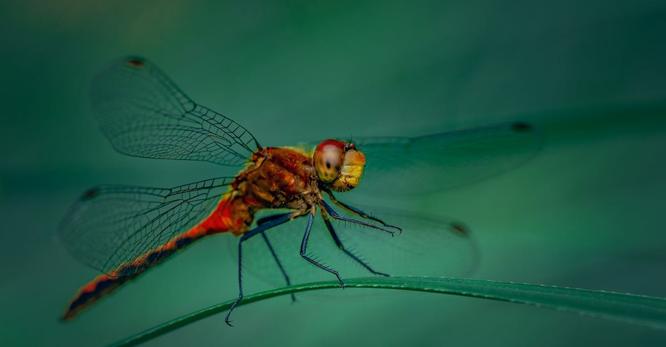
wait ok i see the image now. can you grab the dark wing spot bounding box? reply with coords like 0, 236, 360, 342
81, 188, 99, 200
126, 57, 145, 68
450, 223, 470, 236
511, 121, 532, 132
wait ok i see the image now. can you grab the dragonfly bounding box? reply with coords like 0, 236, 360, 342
59, 56, 541, 325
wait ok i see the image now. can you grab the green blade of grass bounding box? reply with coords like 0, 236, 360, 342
110, 276, 666, 346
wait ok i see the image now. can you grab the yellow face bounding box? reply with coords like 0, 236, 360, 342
313, 139, 366, 192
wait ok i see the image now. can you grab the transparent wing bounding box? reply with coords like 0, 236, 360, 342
58, 177, 232, 276
91, 56, 259, 166
349, 121, 541, 195
235, 206, 478, 288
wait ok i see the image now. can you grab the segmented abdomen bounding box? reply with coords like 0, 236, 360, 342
61, 194, 253, 320
62, 224, 209, 320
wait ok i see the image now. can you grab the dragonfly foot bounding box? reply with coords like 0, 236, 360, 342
335, 274, 345, 288
225, 299, 242, 327
374, 270, 390, 277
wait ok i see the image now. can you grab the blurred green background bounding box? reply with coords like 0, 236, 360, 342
2, 1, 666, 346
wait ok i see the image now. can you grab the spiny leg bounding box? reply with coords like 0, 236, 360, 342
320, 200, 397, 236
260, 232, 296, 302
300, 211, 344, 287
320, 209, 389, 277
226, 212, 297, 326
324, 190, 402, 233
256, 213, 287, 226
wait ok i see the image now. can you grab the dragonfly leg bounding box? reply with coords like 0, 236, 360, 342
260, 232, 296, 303
225, 212, 297, 326
320, 200, 397, 236
300, 211, 345, 287
324, 190, 402, 233
256, 213, 287, 226
320, 209, 389, 277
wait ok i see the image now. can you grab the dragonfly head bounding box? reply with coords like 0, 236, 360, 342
313, 139, 366, 192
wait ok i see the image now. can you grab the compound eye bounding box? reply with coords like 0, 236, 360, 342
314, 141, 344, 183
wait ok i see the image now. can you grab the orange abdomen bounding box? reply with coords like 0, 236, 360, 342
62, 194, 246, 320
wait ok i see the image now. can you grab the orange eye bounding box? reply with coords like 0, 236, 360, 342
314, 140, 345, 183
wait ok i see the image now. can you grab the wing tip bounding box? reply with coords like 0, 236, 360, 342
449, 222, 471, 237
511, 121, 533, 133
80, 187, 100, 201
124, 56, 147, 69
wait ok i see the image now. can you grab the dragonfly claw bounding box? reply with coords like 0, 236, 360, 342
225, 298, 242, 327
335, 274, 345, 288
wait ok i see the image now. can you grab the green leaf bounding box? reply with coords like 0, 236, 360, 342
110, 276, 666, 346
